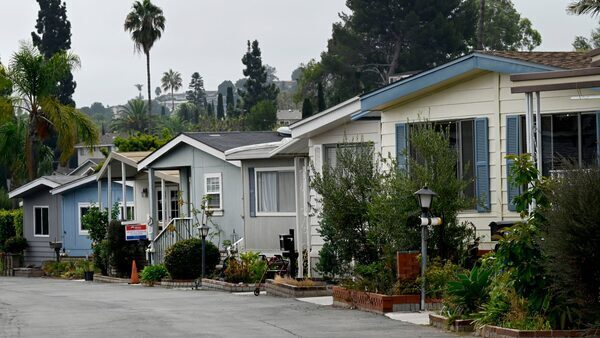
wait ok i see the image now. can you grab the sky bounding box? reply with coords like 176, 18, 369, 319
0, 0, 598, 108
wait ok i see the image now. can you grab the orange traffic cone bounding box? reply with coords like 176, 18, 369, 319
130, 260, 140, 284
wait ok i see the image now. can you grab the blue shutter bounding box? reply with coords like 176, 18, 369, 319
248, 168, 256, 217
506, 116, 521, 212
396, 123, 408, 171
474, 117, 490, 212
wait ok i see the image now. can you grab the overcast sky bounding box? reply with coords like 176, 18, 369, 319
0, 0, 598, 107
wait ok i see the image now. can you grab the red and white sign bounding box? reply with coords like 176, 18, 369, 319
125, 224, 147, 241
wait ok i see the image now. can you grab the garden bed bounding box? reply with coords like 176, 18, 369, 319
201, 278, 264, 292
429, 314, 474, 333
332, 286, 442, 313
265, 279, 331, 298
478, 325, 600, 338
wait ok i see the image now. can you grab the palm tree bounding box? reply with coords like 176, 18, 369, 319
0, 43, 98, 180
568, 0, 600, 16
134, 83, 143, 99
124, 0, 166, 117
112, 99, 152, 134
161, 69, 182, 112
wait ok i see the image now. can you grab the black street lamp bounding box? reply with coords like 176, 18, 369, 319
414, 186, 441, 311
198, 224, 210, 289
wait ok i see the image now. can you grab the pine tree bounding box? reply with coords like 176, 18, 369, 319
31, 0, 76, 106
207, 102, 214, 116
239, 40, 279, 111
317, 82, 326, 113
216, 93, 224, 119
302, 98, 313, 119
186, 72, 206, 112
226, 86, 235, 115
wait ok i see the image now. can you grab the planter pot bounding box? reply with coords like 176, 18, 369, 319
201, 278, 264, 293
429, 314, 474, 332
332, 286, 442, 313
265, 279, 331, 298
84, 271, 94, 281
478, 325, 600, 338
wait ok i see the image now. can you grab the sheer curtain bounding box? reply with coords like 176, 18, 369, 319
278, 172, 295, 212
257, 172, 277, 212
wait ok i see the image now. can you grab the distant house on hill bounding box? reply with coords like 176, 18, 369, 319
74, 133, 117, 167
277, 109, 302, 126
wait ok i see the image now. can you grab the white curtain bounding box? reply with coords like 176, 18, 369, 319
258, 172, 277, 212
278, 172, 296, 212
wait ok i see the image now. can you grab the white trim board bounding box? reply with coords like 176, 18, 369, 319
9, 178, 61, 199
137, 134, 241, 170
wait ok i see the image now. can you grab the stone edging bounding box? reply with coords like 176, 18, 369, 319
265, 279, 331, 298
93, 274, 130, 284
201, 278, 264, 292
429, 313, 474, 332
478, 325, 600, 338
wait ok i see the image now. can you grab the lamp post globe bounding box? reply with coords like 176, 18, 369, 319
199, 224, 210, 239
414, 186, 436, 212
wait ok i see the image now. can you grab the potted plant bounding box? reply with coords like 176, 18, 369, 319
4, 236, 28, 269
82, 260, 94, 281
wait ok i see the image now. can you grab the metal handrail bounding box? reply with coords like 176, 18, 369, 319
149, 217, 193, 265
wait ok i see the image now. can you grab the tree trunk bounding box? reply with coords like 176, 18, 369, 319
477, 0, 485, 50
146, 52, 152, 117
171, 88, 175, 113
386, 40, 403, 84
25, 119, 37, 181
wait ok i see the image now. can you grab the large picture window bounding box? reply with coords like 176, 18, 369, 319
541, 113, 598, 176
34, 206, 49, 237
204, 173, 222, 211
255, 168, 295, 215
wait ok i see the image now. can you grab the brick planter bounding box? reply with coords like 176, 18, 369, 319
429, 314, 474, 332
397, 251, 419, 280
265, 279, 331, 298
201, 278, 264, 292
332, 286, 442, 313
478, 325, 600, 338
93, 274, 130, 284
157, 279, 196, 288
13, 267, 43, 278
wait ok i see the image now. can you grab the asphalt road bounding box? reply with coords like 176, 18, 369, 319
0, 277, 455, 338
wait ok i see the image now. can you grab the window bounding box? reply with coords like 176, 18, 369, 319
78, 148, 85, 156
324, 143, 366, 168
79, 203, 91, 235
157, 189, 179, 221
204, 173, 222, 210
170, 190, 180, 218
117, 202, 135, 221
34, 206, 49, 237
410, 120, 477, 207
255, 168, 296, 215
540, 113, 598, 176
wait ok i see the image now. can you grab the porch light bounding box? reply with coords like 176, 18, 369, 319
414, 186, 436, 212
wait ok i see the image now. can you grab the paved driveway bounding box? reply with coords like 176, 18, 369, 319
0, 277, 455, 338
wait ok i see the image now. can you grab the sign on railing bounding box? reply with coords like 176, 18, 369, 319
125, 224, 148, 241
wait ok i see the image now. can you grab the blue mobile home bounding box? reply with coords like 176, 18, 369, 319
50, 175, 134, 257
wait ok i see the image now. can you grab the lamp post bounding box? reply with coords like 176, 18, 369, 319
414, 186, 440, 311
199, 224, 210, 289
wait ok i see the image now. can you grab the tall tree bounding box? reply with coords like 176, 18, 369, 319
226, 86, 235, 115
134, 83, 143, 99
175, 102, 198, 124
207, 102, 214, 116
0, 43, 98, 180
31, 0, 75, 106
568, 0, 600, 16
477, 0, 485, 49
317, 82, 326, 113
302, 98, 313, 119
216, 93, 224, 119
186, 72, 206, 112
239, 40, 279, 112
217, 80, 234, 97
155, 86, 161, 97
247, 100, 277, 131
161, 69, 182, 112
572, 27, 600, 50
124, 0, 165, 116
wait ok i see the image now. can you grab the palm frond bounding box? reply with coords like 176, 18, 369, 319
567, 0, 600, 16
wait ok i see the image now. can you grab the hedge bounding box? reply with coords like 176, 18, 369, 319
0, 209, 23, 252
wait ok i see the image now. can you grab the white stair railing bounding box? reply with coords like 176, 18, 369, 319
149, 217, 193, 265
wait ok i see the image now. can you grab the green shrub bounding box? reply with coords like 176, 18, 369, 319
223, 258, 250, 283
93, 240, 109, 276
42, 260, 91, 279
418, 259, 462, 299
164, 238, 219, 280
443, 265, 492, 319
106, 220, 147, 277
223, 252, 267, 283
4, 236, 27, 253
82, 205, 117, 244
140, 265, 168, 285
0, 209, 22, 252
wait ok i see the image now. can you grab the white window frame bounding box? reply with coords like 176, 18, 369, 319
117, 201, 135, 221
78, 202, 92, 235
254, 167, 296, 217
33, 205, 50, 237
204, 173, 223, 216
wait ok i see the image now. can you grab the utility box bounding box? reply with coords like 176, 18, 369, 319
279, 229, 297, 278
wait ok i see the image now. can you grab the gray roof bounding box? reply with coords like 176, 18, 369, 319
183, 132, 285, 152
75, 133, 119, 147
45, 175, 80, 185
